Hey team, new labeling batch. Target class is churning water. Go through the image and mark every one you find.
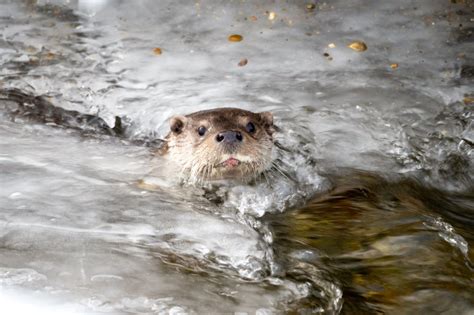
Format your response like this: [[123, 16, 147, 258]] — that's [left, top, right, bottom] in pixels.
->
[[0, 0, 473, 314]]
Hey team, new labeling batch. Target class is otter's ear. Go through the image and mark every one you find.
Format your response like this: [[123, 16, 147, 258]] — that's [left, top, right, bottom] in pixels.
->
[[169, 115, 187, 134], [259, 111, 275, 135], [259, 111, 273, 127]]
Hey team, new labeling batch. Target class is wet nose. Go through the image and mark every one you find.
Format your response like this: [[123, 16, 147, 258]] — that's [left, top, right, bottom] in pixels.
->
[[215, 131, 243, 143]]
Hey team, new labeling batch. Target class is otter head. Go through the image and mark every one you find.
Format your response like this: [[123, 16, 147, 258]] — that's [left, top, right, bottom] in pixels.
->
[[161, 108, 275, 183]]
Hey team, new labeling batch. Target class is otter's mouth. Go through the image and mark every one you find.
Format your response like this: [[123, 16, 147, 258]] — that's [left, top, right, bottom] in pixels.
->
[[218, 157, 241, 168]]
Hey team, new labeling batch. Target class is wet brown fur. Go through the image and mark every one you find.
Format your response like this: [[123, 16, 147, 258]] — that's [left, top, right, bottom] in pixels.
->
[[159, 108, 275, 183]]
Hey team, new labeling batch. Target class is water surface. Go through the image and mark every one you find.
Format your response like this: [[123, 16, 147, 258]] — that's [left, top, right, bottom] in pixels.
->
[[0, 0, 473, 314]]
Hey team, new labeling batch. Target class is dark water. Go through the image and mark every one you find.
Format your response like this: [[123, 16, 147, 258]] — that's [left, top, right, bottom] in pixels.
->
[[0, 0, 473, 314], [265, 172, 474, 314]]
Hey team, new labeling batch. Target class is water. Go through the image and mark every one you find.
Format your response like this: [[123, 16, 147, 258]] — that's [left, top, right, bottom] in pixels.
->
[[0, 0, 473, 314]]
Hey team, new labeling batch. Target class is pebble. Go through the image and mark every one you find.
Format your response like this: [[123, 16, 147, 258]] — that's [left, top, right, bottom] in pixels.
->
[[238, 58, 248, 67], [228, 34, 243, 42], [348, 41, 368, 52]]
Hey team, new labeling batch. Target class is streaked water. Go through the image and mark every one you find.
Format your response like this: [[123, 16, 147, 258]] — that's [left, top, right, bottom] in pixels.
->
[[0, 0, 473, 314]]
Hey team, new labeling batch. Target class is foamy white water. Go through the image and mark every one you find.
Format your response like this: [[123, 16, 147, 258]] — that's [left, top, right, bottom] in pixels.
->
[[0, 0, 472, 313]]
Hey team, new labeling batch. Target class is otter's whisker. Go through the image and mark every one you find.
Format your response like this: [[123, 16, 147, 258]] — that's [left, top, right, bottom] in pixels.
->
[[270, 161, 291, 181], [205, 164, 212, 183], [261, 164, 271, 186]]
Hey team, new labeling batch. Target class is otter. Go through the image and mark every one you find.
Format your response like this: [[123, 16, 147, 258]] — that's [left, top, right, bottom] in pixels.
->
[[158, 108, 275, 183], [0, 89, 276, 184]]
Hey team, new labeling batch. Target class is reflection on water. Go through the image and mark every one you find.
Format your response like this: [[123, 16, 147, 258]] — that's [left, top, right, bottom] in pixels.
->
[[265, 172, 474, 314], [0, 0, 473, 314]]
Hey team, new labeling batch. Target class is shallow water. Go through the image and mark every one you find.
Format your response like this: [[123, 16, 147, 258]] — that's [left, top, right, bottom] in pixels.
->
[[0, 0, 473, 314]]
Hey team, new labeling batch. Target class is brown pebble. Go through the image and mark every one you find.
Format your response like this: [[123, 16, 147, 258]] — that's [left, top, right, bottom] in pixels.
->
[[238, 58, 248, 67], [228, 34, 243, 42], [249, 15, 258, 21], [306, 3, 316, 10], [348, 41, 368, 52], [390, 63, 399, 69], [153, 48, 162, 55]]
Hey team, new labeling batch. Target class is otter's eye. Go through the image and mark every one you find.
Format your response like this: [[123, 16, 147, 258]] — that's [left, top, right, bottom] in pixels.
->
[[246, 122, 256, 133], [197, 126, 207, 136]]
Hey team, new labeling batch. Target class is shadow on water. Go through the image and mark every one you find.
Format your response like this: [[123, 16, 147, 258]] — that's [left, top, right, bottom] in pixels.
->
[[265, 171, 474, 314]]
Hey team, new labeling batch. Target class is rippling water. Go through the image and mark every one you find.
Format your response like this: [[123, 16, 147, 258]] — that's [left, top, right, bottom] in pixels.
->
[[0, 0, 473, 314]]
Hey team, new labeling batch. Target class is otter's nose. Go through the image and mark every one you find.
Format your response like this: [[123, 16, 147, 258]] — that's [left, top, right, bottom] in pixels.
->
[[215, 131, 243, 144]]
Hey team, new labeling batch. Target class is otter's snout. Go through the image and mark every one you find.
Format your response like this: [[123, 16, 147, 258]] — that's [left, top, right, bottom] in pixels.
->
[[215, 131, 243, 144]]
